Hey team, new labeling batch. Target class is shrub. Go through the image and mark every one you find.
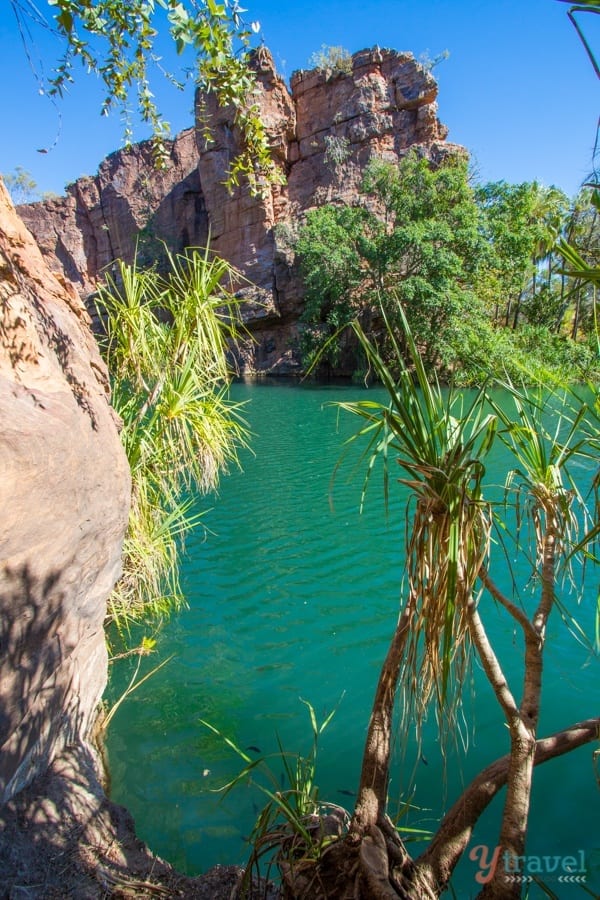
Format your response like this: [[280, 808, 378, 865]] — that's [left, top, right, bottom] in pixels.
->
[[308, 45, 352, 77]]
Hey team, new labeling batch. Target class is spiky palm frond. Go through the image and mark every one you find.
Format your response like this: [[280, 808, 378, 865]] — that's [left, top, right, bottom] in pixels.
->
[[96, 246, 249, 628], [336, 299, 497, 732], [489, 385, 591, 577]]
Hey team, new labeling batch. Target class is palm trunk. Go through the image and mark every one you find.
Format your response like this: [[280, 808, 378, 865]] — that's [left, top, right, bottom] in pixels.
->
[[350, 596, 415, 835], [479, 513, 557, 899]]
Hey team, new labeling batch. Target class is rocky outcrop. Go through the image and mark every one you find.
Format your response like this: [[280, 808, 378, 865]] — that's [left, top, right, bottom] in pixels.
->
[[19, 46, 461, 375], [0, 177, 131, 802], [18, 128, 204, 297]]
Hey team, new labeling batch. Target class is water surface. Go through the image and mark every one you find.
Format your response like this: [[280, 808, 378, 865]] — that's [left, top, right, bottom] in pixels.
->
[[106, 382, 599, 896]]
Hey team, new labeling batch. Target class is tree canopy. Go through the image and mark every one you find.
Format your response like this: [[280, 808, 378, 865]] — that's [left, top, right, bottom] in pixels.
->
[[296, 152, 599, 383]]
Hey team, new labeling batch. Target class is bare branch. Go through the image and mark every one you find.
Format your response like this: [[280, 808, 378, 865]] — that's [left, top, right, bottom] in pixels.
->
[[466, 597, 519, 722], [414, 717, 600, 892], [479, 568, 537, 640]]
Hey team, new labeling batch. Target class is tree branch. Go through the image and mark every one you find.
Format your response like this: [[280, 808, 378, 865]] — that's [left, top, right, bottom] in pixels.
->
[[413, 717, 600, 892], [466, 597, 519, 723], [479, 568, 537, 641]]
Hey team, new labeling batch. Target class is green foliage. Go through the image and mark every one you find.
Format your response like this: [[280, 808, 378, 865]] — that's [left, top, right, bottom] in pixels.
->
[[297, 204, 372, 369], [475, 180, 571, 329], [336, 301, 497, 726], [368, 151, 487, 354], [95, 245, 248, 627], [2, 166, 38, 204], [10, 0, 277, 191], [296, 152, 487, 372], [308, 44, 353, 77], [336, 308, 599, 894], [558, 234, 600, 286], [450, 319, 600, 386], [296, 154, 599, 380], [201, 699, 348, 896]]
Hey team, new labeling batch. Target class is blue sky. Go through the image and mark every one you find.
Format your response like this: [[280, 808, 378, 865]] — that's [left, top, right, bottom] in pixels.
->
[[0, 0, 598, 199]]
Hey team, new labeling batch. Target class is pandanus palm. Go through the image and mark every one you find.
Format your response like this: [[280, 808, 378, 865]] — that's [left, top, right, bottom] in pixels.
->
[[313, 303, 598, 900], [331, 302, 497, 894], [95, 245, 248, 626], [473, 387, 592, 899]]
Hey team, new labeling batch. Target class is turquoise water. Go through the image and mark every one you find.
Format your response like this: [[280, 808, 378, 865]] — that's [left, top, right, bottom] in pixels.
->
[[105, 382, 599, 897]]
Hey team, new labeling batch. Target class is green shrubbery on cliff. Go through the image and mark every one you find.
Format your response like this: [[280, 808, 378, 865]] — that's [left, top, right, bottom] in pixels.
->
[[295, 151, 599, 384]]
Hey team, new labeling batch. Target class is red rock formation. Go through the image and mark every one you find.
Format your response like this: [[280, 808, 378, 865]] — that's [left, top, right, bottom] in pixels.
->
[[19, 128, 204, 296], [19, 46, 461, 375], [0, 178, 130, 801]]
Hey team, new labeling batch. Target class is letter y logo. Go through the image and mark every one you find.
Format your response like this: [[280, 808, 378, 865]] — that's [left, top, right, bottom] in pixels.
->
[[470, 844, 502, 884]]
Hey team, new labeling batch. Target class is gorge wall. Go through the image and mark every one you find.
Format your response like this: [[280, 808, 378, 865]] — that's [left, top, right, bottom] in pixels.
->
[[0, 178, 131, 802], [20, 46, 461, 376]]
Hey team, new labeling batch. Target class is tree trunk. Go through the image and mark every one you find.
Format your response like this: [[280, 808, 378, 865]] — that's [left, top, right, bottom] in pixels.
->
[[350, 597, 415, 836], [412, 718, 600, 894], [478, 517, 557, 899]]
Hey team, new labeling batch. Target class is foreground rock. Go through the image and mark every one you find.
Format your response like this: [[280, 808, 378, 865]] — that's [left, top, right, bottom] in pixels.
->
[[0, 177, 130, 802], [0, 745, 249, 899], [0, 180, 262, 899], [19, 46, 462, 376]]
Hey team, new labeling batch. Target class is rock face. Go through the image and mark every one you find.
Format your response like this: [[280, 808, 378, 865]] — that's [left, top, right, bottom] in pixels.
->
[[0, 176, 262, 900], [19, 46, 460, 375], [19, 128, 204, 298], [0, 178, 131, 802]]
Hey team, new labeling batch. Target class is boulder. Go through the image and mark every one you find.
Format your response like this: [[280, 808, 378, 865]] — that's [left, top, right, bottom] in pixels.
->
[[0, 178, 130, 801]]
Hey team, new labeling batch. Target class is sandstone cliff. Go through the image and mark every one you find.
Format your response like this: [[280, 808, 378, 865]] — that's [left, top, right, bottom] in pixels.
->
[[0, 177, 131, 801], [0, 179, 249, 897], [19, 46, 460, 375]]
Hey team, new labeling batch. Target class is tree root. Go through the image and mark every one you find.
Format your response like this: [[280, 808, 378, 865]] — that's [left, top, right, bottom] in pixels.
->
[[276, 820, 439, 900]]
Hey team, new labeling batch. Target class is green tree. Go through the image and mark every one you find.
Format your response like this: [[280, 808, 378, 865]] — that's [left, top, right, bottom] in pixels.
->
[[296, 152, 487, 373], [474, 181, 569, 329], [365, 153, 485, 368], [557, 187, 600, 338], [296, 203, 378, 370]]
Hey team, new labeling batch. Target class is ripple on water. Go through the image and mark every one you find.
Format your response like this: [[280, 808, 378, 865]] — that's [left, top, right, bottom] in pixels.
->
[[106, 383, 600, 890]]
